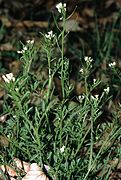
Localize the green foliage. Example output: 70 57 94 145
0 3 121 180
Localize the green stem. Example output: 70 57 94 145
61 15 66 99
88 118 93 171
46 49 52 103
59 116 62 148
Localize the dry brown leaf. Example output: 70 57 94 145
0 15 12 27
13 158 30 173
117 161 121 170
105 0 115 8
0 89 4 99
9 60 21 75
0 43 15 51
12 20 48 28
117 0 121 6
0 165 17 177
22 163 49 180
0 14 81 32
0 160 49 179
0 15 48 28
82 8 94 17
108 158 119 168
0 135 9 147
64 19 81 32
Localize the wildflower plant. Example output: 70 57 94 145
55 2 71 99
17 39 36 76
0 3 121 180
40 30 56 103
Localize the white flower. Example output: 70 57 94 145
45 30 55 40
17 40 34 54
22 49 26 53
17 50 22 54
60 145 65 153
56 2 66 13
104 87 110 94
91 95 95 100
17 46 28 54
109 62 116 67
26 40 31 43
30 40 34 44
93 78 96 84
2 73 15 83
79 68 84 73
78 95 85 102
84 56 93 63
23 46 27 51
26 39 34 44
94 94 99 99
91 94 99 100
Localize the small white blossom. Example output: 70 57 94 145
93 78 96 84
45 30 55 40
109 62 116 67
79 68 84 74
91 95 95 100
78 95 85 102
26 40 31 43
26 39 34 44
17 50 22 54
7 134 10 138
56 2 66 13
95 94 99 99
31 39 34 44
91 94 99 100
2 73 15 83
22 49 26 53
23 46 27 51
84 56 93 63
17 46 28 54
104 87 110 94
60 145 65 153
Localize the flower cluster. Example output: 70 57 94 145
17 46 27 54
56 2 66 13
79 57 93 74
45 30 55 40
26 39 34 44
84 56 93 63
91 94 99 100
17 39 34 54
2 73 15 83
109 61 116 67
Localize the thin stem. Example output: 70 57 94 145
88 118 93 171
46 49 52 103
61 13 66 99
59 117 63 148
83 126 121 180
